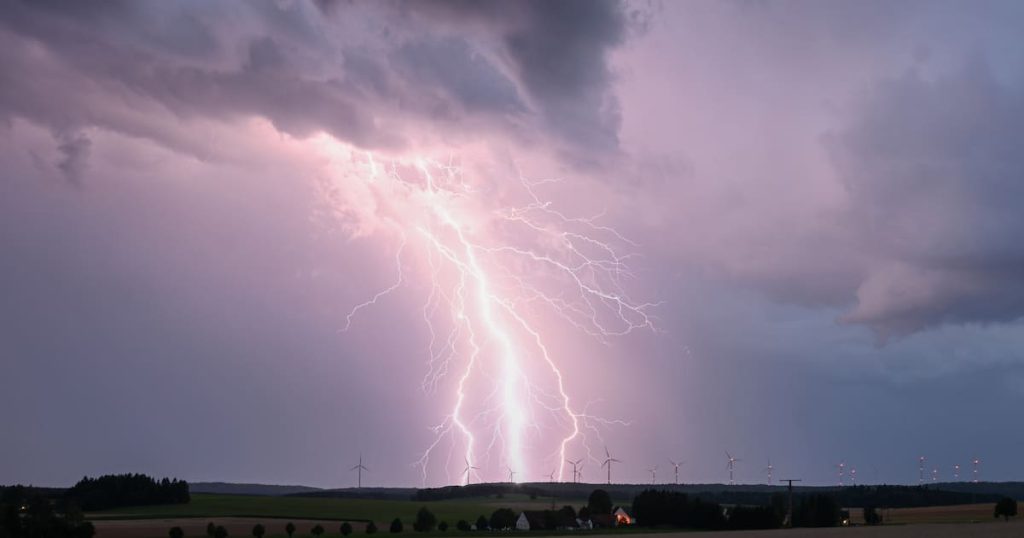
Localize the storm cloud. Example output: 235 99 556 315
3 1 1024 488
0 0 633 166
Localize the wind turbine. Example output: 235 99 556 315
566 458 583 483
577 464 585 483
462 457 480 485
763 458 774 485
972 457 981 483
601 446 621 485
647 465 658 484
836 461 846 486
507 466 516 484
850 467 857 485
725 451 740 485
350 454 368 489
918 456 926 485
953 463 961 481
547 469 556 482
668 460 685 485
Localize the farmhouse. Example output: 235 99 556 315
515 511 542 531
515 510 578 531
614 506 632 525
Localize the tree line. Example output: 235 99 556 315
631 489 844 530
66 474 189 511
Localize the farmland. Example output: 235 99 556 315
88 493 578 525
85 494 1024 538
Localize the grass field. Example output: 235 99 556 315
855 503 1001 525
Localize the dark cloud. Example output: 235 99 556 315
0 0 633 174
53 129 91 184
827 59 1024 341
408 0 631 157
391 37 525 116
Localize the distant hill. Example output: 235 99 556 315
412 482 1011 508
189 482 323 496
289 487 418 501
933 481 1024 500
188 480 1024 504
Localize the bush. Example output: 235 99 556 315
251 523 266 538
474 516 488 531
588 490 613 515
631 490 729 529
311 524 325 537
285 522 296 538
489 508 516 530
170 526 185 538
340 522 353 536
455 520 470 532
794 494 841 528
727 505 780 530
390 518 403 533
213 526 228 538
366 522 378 534
414 507 437 532
863 506 882 526
995 497 1018 521
437 521 448 532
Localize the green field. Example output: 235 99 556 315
88 493 586 524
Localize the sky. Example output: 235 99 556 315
2 0 1023 489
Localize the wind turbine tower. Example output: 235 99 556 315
953 464 961 481
932 468 939 482
351 454 368 489
461 457 480 485
837 461 846 486
668 460 685 485
601 447 621 485
763 459 774 485
850 467 857 485
725 451 740 485
647 466 658 485
918 456 926 485
972 458 980 483
567 458 583 484
507 466 516 484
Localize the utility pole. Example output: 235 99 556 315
779 479 802 528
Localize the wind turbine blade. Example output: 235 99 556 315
605 446 611 458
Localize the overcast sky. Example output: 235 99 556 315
2 0 1023 489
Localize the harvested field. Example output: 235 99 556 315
93 518 1024 538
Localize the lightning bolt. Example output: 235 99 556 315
318 138 655 485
